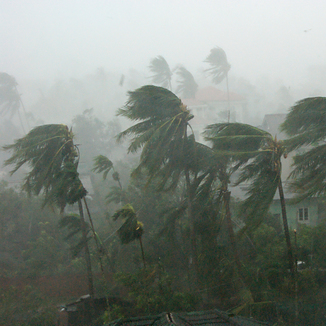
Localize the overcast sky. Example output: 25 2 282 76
1 0 326 88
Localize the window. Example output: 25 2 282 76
298 208 309 221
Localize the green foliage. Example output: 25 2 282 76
59 214 92 257
113 204 143 244
148 56 172 90
113 266 198 317
175 66 198 99
3 124 87 211
0 72 21 117
93 154 113 180
22 223 64 277
281 97 326 201
72 109 120 170
117 85 195 191
0 285 57 326
236 136 286 233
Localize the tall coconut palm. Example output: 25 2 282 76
3 124 95 297
235 132 295 280
280 97 326 201
204 47 231 122
203 123 269 285
117 85 204 277
0 72 29 132
149 56 173 90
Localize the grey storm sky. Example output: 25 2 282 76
1 0 325 87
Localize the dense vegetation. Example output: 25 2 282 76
2 68 326 325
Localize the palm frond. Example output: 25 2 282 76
148 56 172 89
92 155 113 179
281 97 326 151
3 124 86 211
175 66 198 99
281 97 326 137
237 149 280 233
117 85 188 123
112 204 143 244
204 47 231 84
0 72 20 117
288 144 326 201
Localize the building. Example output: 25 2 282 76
182 86 247 142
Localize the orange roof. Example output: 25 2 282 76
182 86 245 103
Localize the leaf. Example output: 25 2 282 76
148 56 172 89
93 155 113 180
3 124 86 211
0 72 20 117
175 66 198 99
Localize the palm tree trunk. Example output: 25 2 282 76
278 180 295 280
185 168 199 282
83 197 105 273
226 73 230 123
78 199 95 299
223 190 243 277
139 237 146 268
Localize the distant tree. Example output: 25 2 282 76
3 124 95 297
175 66 198 99
204 47 231 122
112 204 145 267
0 72 28 132
72 109 121 171
149 56 173 90
0 73 20 117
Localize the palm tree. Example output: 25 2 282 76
3 124 95 297
149 56 173 90
112 204 145 268
204 47 231 122
235 131 295 280
0 72 29 132
280 97 326 201
117 85 204 278
175 66 198 99
203 123 269 286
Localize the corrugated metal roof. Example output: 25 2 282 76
107 309 270 326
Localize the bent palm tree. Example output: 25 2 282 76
235 132 295 280
113 204 145 267
0 72 29 132
204 47 231 122
149 56 173 90
3 124 95 297
175 66 198 99
117 85 204 278
203 123 269 285
281 97 326 201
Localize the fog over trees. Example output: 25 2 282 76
1 1 326 325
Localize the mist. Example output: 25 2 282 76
1 0 325 128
